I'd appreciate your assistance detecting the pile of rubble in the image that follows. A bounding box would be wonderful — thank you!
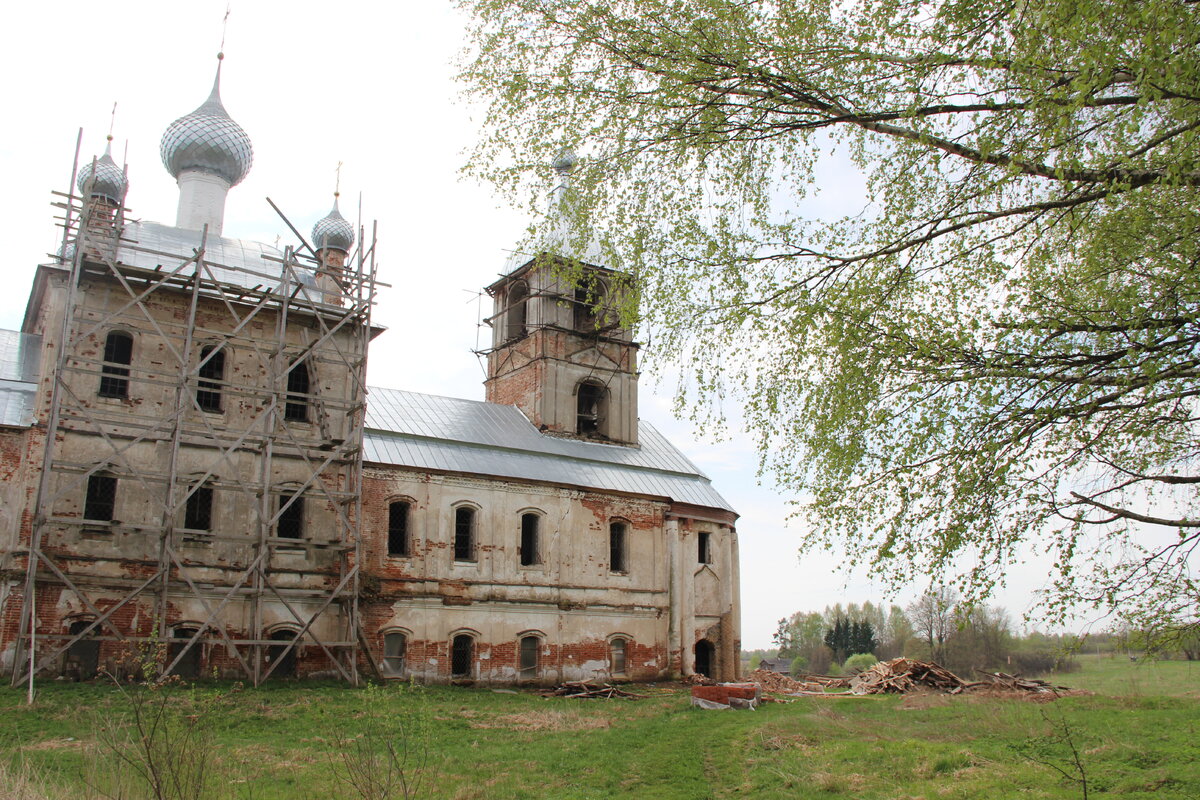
[541,681,647,700]
[745,658,1075,699]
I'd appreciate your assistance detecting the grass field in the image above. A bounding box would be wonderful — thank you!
[1,655,1196,799]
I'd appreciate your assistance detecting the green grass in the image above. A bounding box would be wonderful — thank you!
[1,655,1196,799]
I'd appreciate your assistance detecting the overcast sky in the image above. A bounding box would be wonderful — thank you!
[0,1,1080,649]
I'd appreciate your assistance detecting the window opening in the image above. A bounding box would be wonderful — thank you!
[694,639,715,679]
[609,638,627,676]
[451,634,473,678]
[196,345,225,412]
[84,473,117,523]
[168,627,201,679]
[185,483,213,531]
[65,620,99,680]
[573,283,603,331]
[266,629,298,678]
[609,521,627,573]
[99,331,132,398]
[520,513,539,566]
[285,359,310,422]
[388,501,410,556]
[383,632,407,677]
[506,281,528,340]
[277,492,304,539]
[454,506,475,562]
[698,531,712,564]
[577,381,605,436]
[519,635,539,679]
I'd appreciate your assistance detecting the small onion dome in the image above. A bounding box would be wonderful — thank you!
[312,195,355,253]
[77,139,128,204]
[552,148,579,175]
[57,238,76,264]
[160,56,253,187]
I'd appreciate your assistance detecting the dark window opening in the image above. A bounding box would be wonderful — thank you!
[451,634,473,678]
[196,345,225,412]
[168,627,201,679]
[99,331,132,398]
[454,506,475,562]
[266,629,298,678]
[519,635,539,679]
[277,492,304,539]
[388,501,410,556]
[383,632,407,677]
[698,531,712,565]
[577,381,605,436]
[609,638,627,676]
[65,620,99,680]
[520,513,539,566]
[506,281,528,340]
[285,359,310,422]
[185,484,213,531]
[573,284,602,332]
[609,521,627,573]
[84,473,117,523]
[694,639,715,679]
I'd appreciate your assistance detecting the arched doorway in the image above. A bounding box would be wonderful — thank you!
[694,639,715,679]
[65,620,99,680]
[266,629,298,679]
[168,627,202,679]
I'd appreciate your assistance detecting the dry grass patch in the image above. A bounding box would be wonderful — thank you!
[467,709,611,731]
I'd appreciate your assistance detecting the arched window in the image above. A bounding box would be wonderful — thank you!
[383,631,407,677]
[99,331,133,398]
[388,500,411,556]
[506,280,529,340]
[454,506,476,562]
[519,512,540,566]
[277,491,304,539]
[168,627,202,679]
[519,634,540,679]
[608,520,627,573]
[196,345,225,412]
[84,471,117,523]
[451,633,474,678]
[609,637,627,676]
[576,380,606,436]
[285,358,310,422]
[266,629,298,678]
[185,482,213,531]
[573,278,609,332]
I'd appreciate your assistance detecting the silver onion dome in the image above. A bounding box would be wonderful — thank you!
[77,140,128,204]
[160,58,253,187]
[552,148,579,175]
[312,196,355,253]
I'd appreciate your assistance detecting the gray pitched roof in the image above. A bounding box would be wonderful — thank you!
[364,387,734,513]
[0,330,40,428]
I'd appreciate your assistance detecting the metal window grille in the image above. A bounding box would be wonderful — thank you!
[609,521,626,572]
[84,473,117,522]
[285,359,309,421]
[277,492,304,539]
[185,484,213,531]
[454,507,475,561]
[388,501,410,556]
[195,346,224,412]
[99,332,132,398]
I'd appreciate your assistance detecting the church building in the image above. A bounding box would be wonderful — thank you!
[0,57,740,686]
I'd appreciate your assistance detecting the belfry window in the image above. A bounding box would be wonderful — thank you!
[520,512,540,566]
[277,491,304,539]
[609,521,627,573]
[506,280,529,340]
[388,500,410,556]
[84,472,117,523]
[185,483,213,531]
[99,331,132,398]
[285,358,310,422]
[577,381,606,436]
[454,506,476,562]
[196,345,225,412]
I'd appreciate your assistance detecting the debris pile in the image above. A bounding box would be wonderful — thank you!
[971,669,1074,696]
[541,681,647,700]
[743,667,848,693]
[849,658,966,695]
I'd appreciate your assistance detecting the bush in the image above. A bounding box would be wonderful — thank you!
[826,662,844,677]
[843,653,879,674]
[788,655,809,676]
[1010,650,1080,676]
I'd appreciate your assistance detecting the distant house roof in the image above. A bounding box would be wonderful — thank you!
[0,330,40,428]
[363,387,734,514]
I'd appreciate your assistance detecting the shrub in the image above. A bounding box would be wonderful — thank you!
[788,656,808,676]
[844,653,879,674]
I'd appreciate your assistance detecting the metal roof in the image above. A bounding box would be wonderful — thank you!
[364,387,734,513]
[0,330,41,428]
[114,221,318,291]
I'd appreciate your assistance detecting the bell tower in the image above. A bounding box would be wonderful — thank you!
[484,152,639,445]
